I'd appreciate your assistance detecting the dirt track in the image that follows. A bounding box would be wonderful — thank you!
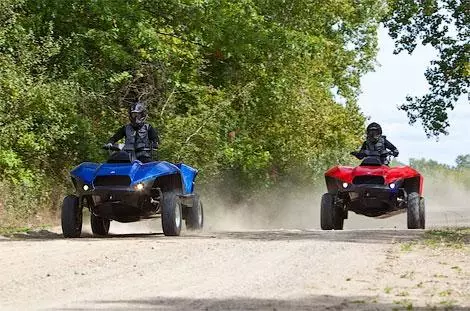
[1,221,469,310]
[1,183,470,311]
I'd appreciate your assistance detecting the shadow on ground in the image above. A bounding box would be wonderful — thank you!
[0,230,162,242]
[208,229,426,244]
[3,228,469,245]
[59,295,468,311]
[1,228,424,244]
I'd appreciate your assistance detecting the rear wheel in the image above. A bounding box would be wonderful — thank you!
[419,197,426,229]
[161,191,183,236]
[186,195,204,231]
[91,214,110,236]
[407,192,423,229]
[321,193,344,230]
[61,195,82,238]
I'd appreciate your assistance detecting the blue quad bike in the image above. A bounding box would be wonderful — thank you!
[61,145,204,237]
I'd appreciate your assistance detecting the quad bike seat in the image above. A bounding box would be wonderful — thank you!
[360,157,383,166]
[107,151,132,163]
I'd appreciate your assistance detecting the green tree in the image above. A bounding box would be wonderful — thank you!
[383,0,469,136]
[1,0,386,221]
[456,154,470,169]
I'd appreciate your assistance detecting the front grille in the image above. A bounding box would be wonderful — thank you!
[352,175,385,185]
[94,175,131,187]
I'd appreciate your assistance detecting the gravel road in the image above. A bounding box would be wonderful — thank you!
[1,184,469,310]
[1,225,469,311]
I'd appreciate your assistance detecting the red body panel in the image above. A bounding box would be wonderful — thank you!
[325,165,423,194]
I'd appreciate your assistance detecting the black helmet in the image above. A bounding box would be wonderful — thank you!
[128,102,147,126]
[366,122,382,143]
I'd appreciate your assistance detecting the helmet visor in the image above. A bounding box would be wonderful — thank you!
[130,112,145,124]
[131,112,141,119]
[367,128,380,142]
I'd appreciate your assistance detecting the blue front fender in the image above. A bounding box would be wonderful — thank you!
[71,162,100,185]
[176,163,198,193]
[133,162,198,194]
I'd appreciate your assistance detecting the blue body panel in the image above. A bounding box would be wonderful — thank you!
[71,160,197,194]
[176,163,198,193]
[71,162,100,185]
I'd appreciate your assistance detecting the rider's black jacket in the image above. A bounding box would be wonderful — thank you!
[108,123,159,162]
[360,135,398,156]
[358,135,399,165]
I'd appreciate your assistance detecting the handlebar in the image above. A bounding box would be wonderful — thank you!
[102,144,156,152]
[102,144,121,151]
[350,150,394,160]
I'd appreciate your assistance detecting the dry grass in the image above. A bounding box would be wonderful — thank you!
[423,228,470,248]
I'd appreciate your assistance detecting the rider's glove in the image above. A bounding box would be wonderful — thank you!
[103,142,113,149]
[350,151,364,159]
[392,149,399,157]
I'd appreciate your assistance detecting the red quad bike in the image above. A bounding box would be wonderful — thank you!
[321,150,425,230]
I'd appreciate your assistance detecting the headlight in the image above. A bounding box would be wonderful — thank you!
[342,182,349,189]
[389,183,396,189]
[83,184,89,191]
[135,183,144,191]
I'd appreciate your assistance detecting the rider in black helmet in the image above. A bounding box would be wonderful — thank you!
[352,122,399,165]
[105,102,159,163]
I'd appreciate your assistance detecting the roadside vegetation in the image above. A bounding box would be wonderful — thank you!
[424,228,470,248]
[0,0,468,227]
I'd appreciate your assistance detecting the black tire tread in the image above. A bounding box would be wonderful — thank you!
[91,214,110,236]
[161,191,182,236]
[407,192,421,229]
[321,193,333,230]
[61,195,82,238]
[186,195,204,231]
[321,193,344,230]
[419,197,426,229]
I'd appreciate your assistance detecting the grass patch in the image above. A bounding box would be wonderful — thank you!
[400,242,416,252]
[384,286,393,294]
[424,228,470,248]
[439,299,457,307]
[0,224,52,236]
[399,228,470,251]
[393,299,413,310]
[0,226,31,235]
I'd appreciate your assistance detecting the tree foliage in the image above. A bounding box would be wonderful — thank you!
[456,154,470,169]
[0,0,386,220]
[409,157,470,189]
[383,0,470,136]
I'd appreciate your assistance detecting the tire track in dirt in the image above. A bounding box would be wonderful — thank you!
[0,228,468,310]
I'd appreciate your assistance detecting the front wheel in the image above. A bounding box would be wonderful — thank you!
[161,191,183,236]
[91,214,110,236]
[321,193,344,230]
[407,192,425,229]
[61,195,82,238]
[186,195,204,231]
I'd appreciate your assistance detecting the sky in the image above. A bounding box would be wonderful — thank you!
[358,27,470,166]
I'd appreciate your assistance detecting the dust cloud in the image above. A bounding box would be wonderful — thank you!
[202,172,470,231]
[202,184,323,231]
[80,210,157,235]
[88,171,470,234]
[423,173,470,227]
